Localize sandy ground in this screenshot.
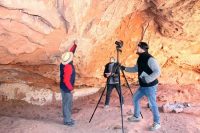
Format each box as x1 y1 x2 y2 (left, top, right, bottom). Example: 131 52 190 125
0 85 200 133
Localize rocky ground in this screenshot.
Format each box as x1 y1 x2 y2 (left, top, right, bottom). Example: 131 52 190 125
0 1 200 132
0 0 200 86
0 84 200 133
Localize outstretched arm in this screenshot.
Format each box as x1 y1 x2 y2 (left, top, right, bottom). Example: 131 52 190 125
125 64 138 73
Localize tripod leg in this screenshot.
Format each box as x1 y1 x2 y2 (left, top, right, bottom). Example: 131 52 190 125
118 85 125 133
120 69 143 119
89 85 107 123
121 69 133 95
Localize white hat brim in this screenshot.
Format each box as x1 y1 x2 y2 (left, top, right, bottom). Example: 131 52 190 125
61 52 73 65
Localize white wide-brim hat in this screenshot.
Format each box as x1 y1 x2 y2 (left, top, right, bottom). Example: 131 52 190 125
61 52 73 65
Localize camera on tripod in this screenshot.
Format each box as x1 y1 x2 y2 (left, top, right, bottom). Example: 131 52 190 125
115 40 123 49
90 39 136 133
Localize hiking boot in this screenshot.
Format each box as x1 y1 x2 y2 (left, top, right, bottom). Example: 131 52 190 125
127 115 141 122
149 122 161 131
71 119 75 123
104 105 109 109
64 120 75 127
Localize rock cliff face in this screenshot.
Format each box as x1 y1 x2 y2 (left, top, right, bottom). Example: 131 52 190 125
0 0 200 104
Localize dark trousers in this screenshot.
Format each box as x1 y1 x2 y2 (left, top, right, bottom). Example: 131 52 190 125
105 84 124 106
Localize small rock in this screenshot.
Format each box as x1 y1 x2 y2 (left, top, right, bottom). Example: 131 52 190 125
162 102 190 113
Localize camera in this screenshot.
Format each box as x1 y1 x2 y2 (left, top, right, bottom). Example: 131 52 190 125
115 40 123 49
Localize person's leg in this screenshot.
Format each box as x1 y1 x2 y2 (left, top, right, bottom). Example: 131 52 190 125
133 87 145 118
69 92 74 122
128 87 144 122
115 84 124 105
105 84 114 106
60 90 66 122
65 93 73 122
144 85 160 124
63 92 73 124
148 87 158 108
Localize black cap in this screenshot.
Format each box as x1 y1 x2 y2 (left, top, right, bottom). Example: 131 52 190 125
138 42 149 51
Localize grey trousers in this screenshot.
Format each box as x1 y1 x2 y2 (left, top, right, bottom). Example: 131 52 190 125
61 90 73 123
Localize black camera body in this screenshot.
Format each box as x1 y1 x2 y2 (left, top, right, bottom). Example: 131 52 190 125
115 40 123 49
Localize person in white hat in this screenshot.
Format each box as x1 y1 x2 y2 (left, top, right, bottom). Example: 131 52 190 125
60 41 77 126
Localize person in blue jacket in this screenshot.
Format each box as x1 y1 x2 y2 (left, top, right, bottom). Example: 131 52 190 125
60 42 77 126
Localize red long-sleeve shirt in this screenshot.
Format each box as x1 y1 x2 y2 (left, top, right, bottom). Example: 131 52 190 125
63 64 73 91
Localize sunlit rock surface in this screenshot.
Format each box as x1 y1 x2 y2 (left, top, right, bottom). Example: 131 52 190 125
0 0 199 104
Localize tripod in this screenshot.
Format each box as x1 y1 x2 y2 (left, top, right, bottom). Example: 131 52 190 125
89 43 143 133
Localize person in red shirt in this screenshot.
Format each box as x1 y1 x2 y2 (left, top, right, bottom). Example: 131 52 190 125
60 42 77 126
